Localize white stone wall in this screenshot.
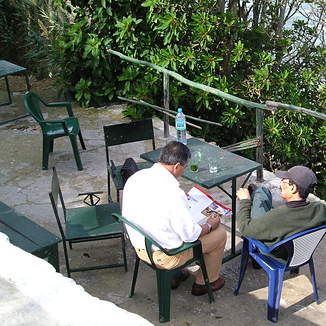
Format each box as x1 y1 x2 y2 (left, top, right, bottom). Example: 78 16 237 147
0 233 153 326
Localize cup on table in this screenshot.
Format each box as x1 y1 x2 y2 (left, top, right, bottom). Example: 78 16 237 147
208 157 218 174
190 151 201 173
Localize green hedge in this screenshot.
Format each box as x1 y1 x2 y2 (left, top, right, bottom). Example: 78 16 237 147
54 0 325 197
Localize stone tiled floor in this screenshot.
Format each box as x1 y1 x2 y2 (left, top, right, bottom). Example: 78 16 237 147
0 86 325 326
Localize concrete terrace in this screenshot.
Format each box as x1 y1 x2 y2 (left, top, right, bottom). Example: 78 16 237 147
0 79 326 326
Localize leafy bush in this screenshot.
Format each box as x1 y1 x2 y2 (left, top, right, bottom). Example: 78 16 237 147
0 0 72 78
53 0 325 197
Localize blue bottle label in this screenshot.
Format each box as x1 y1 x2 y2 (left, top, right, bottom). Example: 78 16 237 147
176 122 186 130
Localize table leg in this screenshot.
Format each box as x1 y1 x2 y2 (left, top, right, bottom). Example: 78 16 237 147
5 76 12 104
0 76 12 106
231 178 237 255
25 72 31 91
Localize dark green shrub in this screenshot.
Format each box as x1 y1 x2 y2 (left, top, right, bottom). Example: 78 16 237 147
54 0 325 197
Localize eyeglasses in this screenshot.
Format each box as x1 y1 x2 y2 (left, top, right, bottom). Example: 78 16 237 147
280 179 294 187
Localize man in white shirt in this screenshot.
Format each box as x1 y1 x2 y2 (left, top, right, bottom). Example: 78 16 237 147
122 141 227 296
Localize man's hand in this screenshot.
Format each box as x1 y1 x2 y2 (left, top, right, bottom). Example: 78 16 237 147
207 215 220 230
237 188 251 200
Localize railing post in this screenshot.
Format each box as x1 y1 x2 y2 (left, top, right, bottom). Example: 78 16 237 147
256 108 264 182
163 73 170 138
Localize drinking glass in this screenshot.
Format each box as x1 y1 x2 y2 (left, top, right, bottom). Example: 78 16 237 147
208 157 218 173
190 151 201 173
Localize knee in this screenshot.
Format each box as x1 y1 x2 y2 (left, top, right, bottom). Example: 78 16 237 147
213 225 227 246
220 226 227 246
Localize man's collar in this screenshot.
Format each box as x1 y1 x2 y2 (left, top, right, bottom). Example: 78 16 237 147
154 163 179 185
286 199 309 208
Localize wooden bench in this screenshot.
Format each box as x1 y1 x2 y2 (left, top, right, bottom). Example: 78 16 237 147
0 201 61 271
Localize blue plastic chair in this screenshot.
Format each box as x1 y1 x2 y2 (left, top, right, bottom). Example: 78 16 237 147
234 225 326 323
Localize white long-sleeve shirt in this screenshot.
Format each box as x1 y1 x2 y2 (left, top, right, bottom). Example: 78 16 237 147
122 163 201 250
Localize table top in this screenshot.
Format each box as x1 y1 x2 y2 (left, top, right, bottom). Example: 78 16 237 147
140 138 262 189
0 60 26 78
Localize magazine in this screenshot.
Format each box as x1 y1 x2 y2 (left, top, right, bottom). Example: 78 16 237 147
187 185 232 225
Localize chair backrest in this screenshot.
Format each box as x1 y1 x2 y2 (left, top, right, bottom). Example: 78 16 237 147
103 118 156 148
48 167 67 239
112 213 163 266
23 91 45 123
287 226 326 267
112 213 200 268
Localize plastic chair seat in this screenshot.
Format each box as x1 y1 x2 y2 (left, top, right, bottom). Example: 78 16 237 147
65 203 123 240
111 161 153 191
43 117 80 137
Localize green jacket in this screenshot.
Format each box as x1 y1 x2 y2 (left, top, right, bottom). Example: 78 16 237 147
238 200 326 262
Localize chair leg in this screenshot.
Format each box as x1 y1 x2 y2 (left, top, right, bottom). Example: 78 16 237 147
267 269 285 323
78 130 86 150
69 135 83 171
42 137 51 170
116 190 120 203
156 270 172 323
62 240 72 278
130 255 140 297
121 234 128 272
309 258 320 304
234 239 250 295
107 169 112 200
69 241 73 250
49 140 54 153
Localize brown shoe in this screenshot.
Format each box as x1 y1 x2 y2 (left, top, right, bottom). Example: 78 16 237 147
191 277 225 296
171 269 190 290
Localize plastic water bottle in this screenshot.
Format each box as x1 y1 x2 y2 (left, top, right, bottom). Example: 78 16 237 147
175 107 187 145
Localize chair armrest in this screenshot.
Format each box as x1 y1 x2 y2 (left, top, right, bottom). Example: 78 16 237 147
164 241 201 256
244 237 273 254
44 101 75 117
109 160 117 173
245 225 326 255
112 213 203 266
40 119 69 133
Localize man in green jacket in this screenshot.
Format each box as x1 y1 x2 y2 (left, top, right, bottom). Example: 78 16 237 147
236 165 326 262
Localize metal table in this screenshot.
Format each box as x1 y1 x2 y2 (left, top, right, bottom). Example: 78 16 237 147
140 137 262 262
0 60 30 125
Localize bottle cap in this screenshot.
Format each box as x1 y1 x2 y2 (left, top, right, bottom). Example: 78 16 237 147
177 108 182 113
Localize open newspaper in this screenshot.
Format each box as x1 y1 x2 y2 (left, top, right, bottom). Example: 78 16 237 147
187 185 232 225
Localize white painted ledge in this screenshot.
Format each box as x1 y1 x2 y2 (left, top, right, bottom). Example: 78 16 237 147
0 234 153 326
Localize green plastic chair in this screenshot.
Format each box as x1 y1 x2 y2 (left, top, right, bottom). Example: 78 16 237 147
49 167 127 278
103 119 156 202
112 213 214 323
23 91 86 170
